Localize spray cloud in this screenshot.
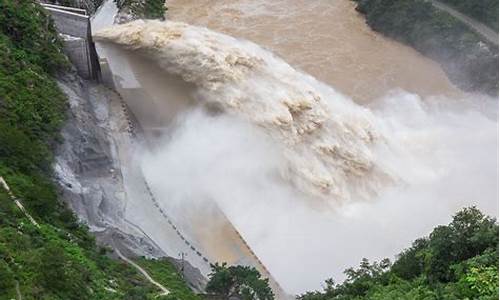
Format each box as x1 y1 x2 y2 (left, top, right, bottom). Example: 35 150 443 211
95 20 498 293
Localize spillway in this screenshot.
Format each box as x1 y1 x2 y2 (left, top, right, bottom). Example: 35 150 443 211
91 0 498 295
92 2 288 297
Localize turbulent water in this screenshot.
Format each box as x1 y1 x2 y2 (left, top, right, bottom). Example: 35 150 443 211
94 8 498 294
96 20 397 204
166 0 462 102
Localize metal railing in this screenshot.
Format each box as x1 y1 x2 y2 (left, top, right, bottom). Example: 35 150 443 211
109 85 285 296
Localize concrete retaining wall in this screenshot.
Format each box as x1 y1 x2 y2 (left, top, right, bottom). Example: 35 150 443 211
63 38 92 79
42 4 101 80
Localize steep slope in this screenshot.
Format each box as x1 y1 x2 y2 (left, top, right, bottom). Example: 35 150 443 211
0 1 200 299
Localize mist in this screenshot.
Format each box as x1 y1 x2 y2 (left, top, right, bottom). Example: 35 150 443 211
140 92 497 294
95 20 499 294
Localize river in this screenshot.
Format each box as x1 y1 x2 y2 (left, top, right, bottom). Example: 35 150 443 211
167 0 462 102
92 0 498 295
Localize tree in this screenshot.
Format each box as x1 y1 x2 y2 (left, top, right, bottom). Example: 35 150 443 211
38 243 91 299
391 238 428 280
0 260 15 291
426 207 498 282
331 258 392 299
299 207 499 300
206 262 274 300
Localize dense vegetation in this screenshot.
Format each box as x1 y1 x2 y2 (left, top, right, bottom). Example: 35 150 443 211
0 1 195 299
206 263 274 300
136 258 202 300
299 207 499 300
354 0 499 96
114 0 166 19
0 0 68 222
440 0 498 31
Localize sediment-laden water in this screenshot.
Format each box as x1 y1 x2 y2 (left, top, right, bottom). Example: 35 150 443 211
167 0 462 102
93 1 498 294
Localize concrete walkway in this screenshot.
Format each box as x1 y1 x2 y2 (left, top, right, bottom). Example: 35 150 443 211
0 177 40 228
15 281 22 300
113 243 170 296
431 0 499 45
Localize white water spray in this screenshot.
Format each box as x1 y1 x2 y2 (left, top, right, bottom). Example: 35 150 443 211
95 20 498 293
96 20 398 204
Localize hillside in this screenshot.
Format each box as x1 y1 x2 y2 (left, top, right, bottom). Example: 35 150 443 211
0 1 497 300
440 0 498 31
0 1 198 299
354 0 499 96
299 207 499 300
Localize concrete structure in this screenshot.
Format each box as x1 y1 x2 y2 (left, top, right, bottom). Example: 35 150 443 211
41 3 101 80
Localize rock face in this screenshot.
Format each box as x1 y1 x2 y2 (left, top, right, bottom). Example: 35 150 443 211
55 73 117 230
54 71 162 256
167 257 208 292
53 70 208 291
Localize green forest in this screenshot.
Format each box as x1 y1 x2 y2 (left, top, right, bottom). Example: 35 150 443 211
299 207 499 300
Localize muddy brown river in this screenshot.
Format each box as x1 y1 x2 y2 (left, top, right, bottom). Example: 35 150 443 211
91 0 497 296
167 0 461 102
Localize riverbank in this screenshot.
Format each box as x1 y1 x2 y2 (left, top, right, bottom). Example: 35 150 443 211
166 0 462 103
354 0 499 96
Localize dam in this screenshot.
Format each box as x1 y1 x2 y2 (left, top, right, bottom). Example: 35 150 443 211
42 3 101 80
91 1 288 297
40 1 286 297
48 0 498 296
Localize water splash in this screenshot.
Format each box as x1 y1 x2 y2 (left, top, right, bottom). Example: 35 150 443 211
96 20 398 205
95 20 498 293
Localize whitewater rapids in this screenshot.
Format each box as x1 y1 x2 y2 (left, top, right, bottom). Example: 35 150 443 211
94 20 498 293
95 20 399 204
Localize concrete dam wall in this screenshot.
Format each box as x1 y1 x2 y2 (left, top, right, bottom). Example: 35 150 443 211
42 3 101 80
43 2 288 297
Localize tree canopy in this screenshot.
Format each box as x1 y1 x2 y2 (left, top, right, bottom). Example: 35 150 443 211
299 207 499 300
206 262 274 300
